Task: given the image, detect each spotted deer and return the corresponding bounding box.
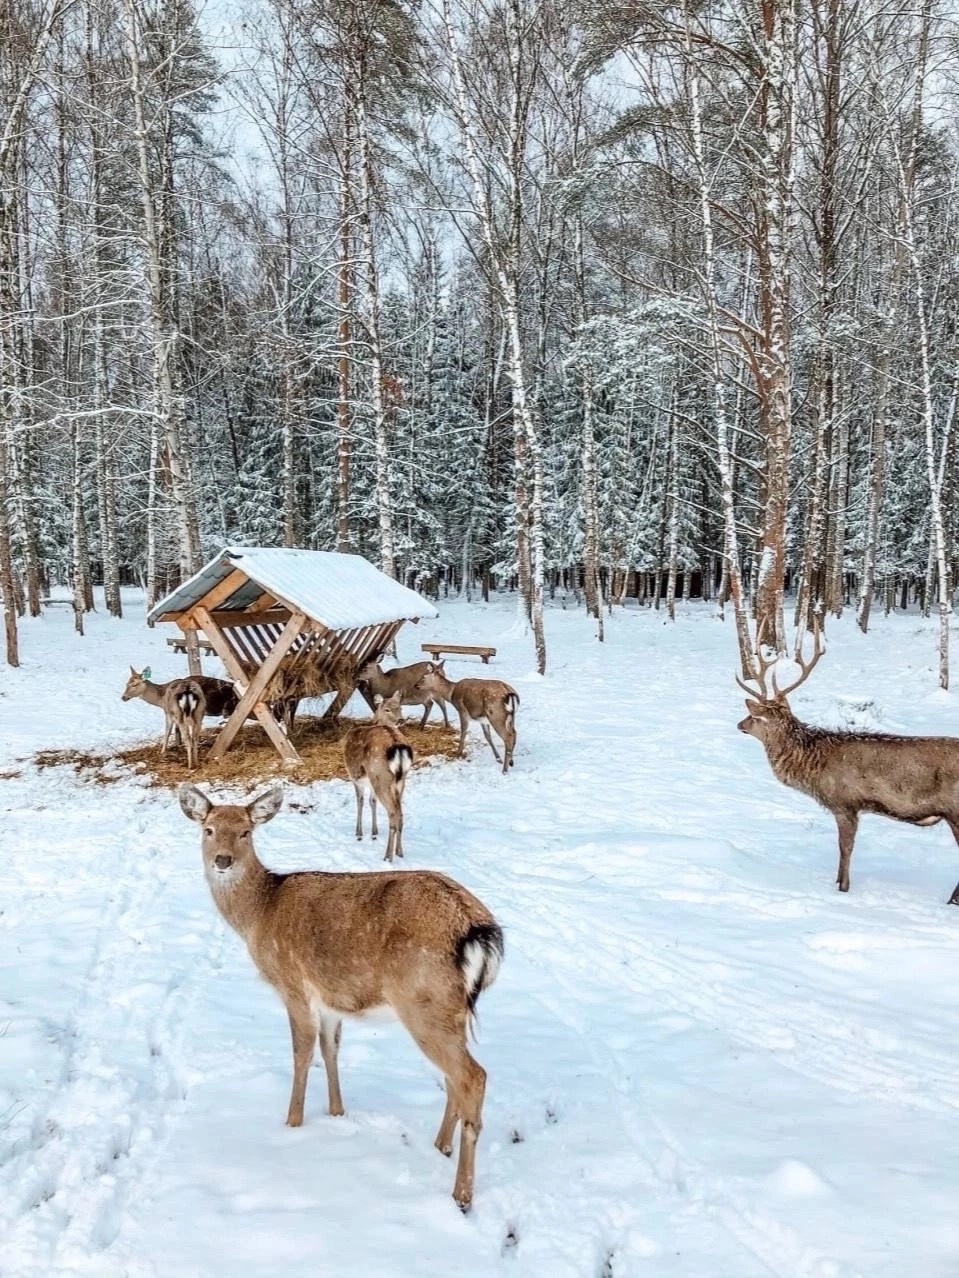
[356,659,450,728]
[178,783,503,1210]
[121,666,209,768]
[342,691,413,862]
[414,662,518,773]
[738,622,959,902]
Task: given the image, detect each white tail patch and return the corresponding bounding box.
[387,743,413,779]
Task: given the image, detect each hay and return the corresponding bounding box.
[33,715,461,791]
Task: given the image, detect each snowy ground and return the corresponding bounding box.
[3,590,959,1277]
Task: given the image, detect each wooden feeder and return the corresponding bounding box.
[147,547,438,766]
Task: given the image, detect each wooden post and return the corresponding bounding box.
[196,605,307,765]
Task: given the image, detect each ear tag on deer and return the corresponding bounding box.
[143,666,152,680]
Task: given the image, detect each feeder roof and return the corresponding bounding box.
[147,546,438,630]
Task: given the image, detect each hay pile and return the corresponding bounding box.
[34,715,461,790]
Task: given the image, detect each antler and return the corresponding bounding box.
[735,616,826,702]
[770,615,825,699]
[735,617,778,700]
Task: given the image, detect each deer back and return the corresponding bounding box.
[453,678,519,721]
[179,786,499,1015]
[359,660,434,705]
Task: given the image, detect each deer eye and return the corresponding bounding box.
[240,830,250,839]
[204,826,214,836]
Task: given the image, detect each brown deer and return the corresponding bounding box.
[415,662,518,774]
[164,679,206,770]
[737,623,959,902]
[122,666,238,719]
[122,667,209,768]
[342,691,413,862]
[357,659,450,728]
[178,783,503,1210]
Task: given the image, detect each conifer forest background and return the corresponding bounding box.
[3,0,959,680]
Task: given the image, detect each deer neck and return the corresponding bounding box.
[206,853,276,938]
[433,672,455,699]
[762,717,823,793]
[139,680,168,708]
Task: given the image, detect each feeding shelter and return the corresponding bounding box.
[147,547,438,766]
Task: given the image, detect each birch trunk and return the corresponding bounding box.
[353,65,395,578]
[122,0,200,589]
[684,8,753,676]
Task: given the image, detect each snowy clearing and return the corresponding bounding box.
[3,595,959,1276]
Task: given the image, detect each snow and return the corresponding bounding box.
[3,594,959,1276]
[148,546,439,630]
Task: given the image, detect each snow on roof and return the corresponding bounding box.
[147,546,439,630]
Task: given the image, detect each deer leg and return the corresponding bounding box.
[479,720,503,764]
[390,783,405,860]
[397,1007,486,1211]
[419,700,432,729]
[434,1082,458,1157]
[439,699,450,729]
[946,821,959,904]
[369,792,378,840]
[161,712,173,758]
[352,782,365,840]
[286,1003,318,1127]
[318,1015,345,1116]
[835,810,859,893]
[455,709,469,758]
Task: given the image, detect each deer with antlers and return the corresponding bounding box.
[737,622,959,902]
[178,782,503,1210]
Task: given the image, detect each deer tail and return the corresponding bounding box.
[456,922,504,1023]
[386,742,413,779]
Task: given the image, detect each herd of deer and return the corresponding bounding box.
[121,625,959,1210]
[121,652,518,1211]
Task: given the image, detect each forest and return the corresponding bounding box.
[2,0,958,681]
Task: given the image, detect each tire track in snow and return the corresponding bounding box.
[0,811,220,1277]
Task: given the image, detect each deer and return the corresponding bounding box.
[122,666,212,768]
[178,782,503,1211]
[122,666,238,719]
[737,621,959,903]
[342,691,413,863]
[164,678,206,769]
[414,661,518,774]
[357,658,451,729]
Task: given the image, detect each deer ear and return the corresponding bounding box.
[179,783,211,823]
[373,693,384,707]
[745,698,765,716]
[248,785,283,825]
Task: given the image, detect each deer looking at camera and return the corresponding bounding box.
[737,622,959,902]
[342,691,413,862]
[178,783,503,1211]
[414,662,518,774]
[121,667,209,769]
[356,658,450,728]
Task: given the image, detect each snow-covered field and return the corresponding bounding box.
[3,592,959,1277]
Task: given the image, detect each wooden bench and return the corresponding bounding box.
[420,642,496,665]
[166,636,216,656]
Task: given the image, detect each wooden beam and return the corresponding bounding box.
[157,568,252,625]
[205,609,292,628]
[196,605,306,765]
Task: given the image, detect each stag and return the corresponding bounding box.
[737,623,959,902]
